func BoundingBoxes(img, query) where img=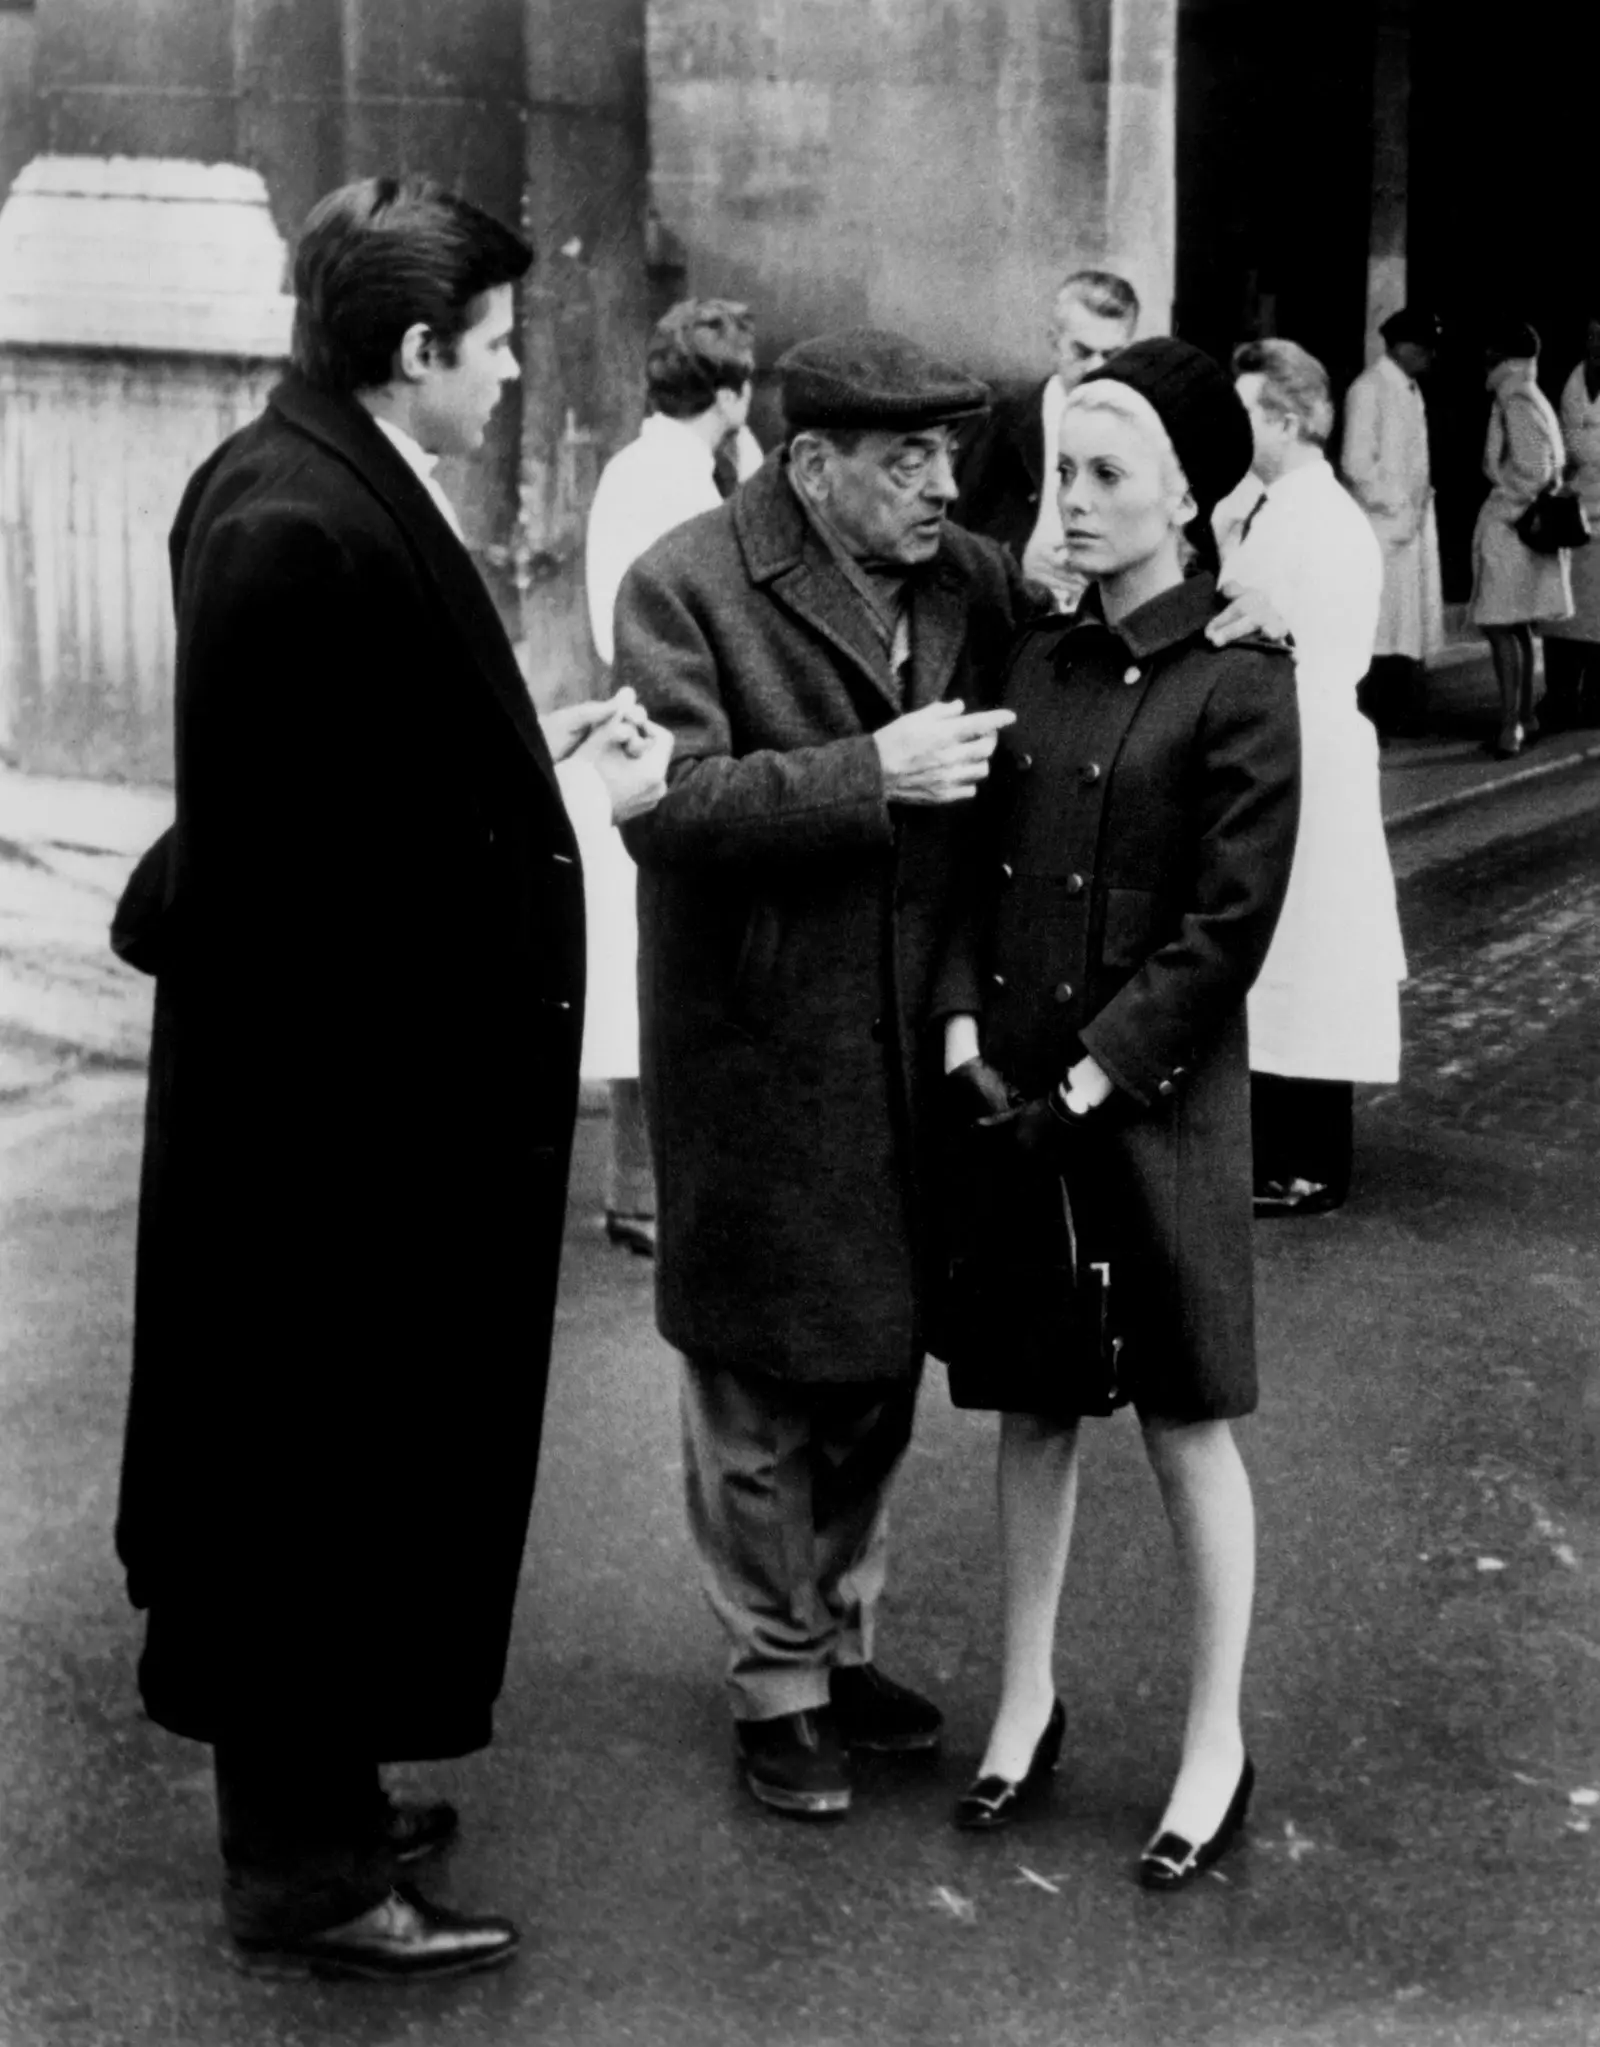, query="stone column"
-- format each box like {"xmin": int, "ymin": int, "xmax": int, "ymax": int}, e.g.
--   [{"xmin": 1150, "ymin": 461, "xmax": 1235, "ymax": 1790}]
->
[
  {"xmin": 645, "ymin": 0, "xmax": 1179, "ymax": 388},
  {"xmin": 518, "ymin": 0, "xmax": 652, "ymax": 709}
]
